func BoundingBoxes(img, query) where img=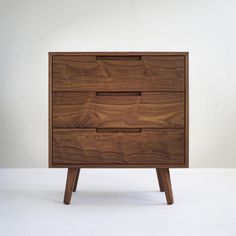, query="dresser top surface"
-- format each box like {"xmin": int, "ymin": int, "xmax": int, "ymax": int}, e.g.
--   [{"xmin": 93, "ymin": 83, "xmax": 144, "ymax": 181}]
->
[{"xmin": 49, "ymin": 52, "xmax": 189, "ymax": 56}]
